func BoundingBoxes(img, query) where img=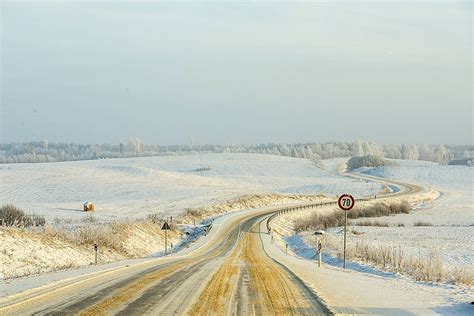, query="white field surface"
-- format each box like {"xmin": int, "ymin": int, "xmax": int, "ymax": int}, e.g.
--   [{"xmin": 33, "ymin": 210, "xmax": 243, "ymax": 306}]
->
[
  {"xmin": 277, "ymin": 158, "xmax": 473, "ymax": 312},
  {"xmin": 349, "ymin": 159, "xmax": 474, "ymax": 269},
  {"xmin": 261, "ymin": 220, "xmax": 472, "ymax": 315},
  {"xmin": 0, "ymin": 153, "xmax": 382, "ymax": 223},
  {"xmin": 0, "ymin": 154, "xmax": 384, "ymax": 279},
  {"xmin": 1, "ymin": 156, "xmax": 472, "ymax": 312}
]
